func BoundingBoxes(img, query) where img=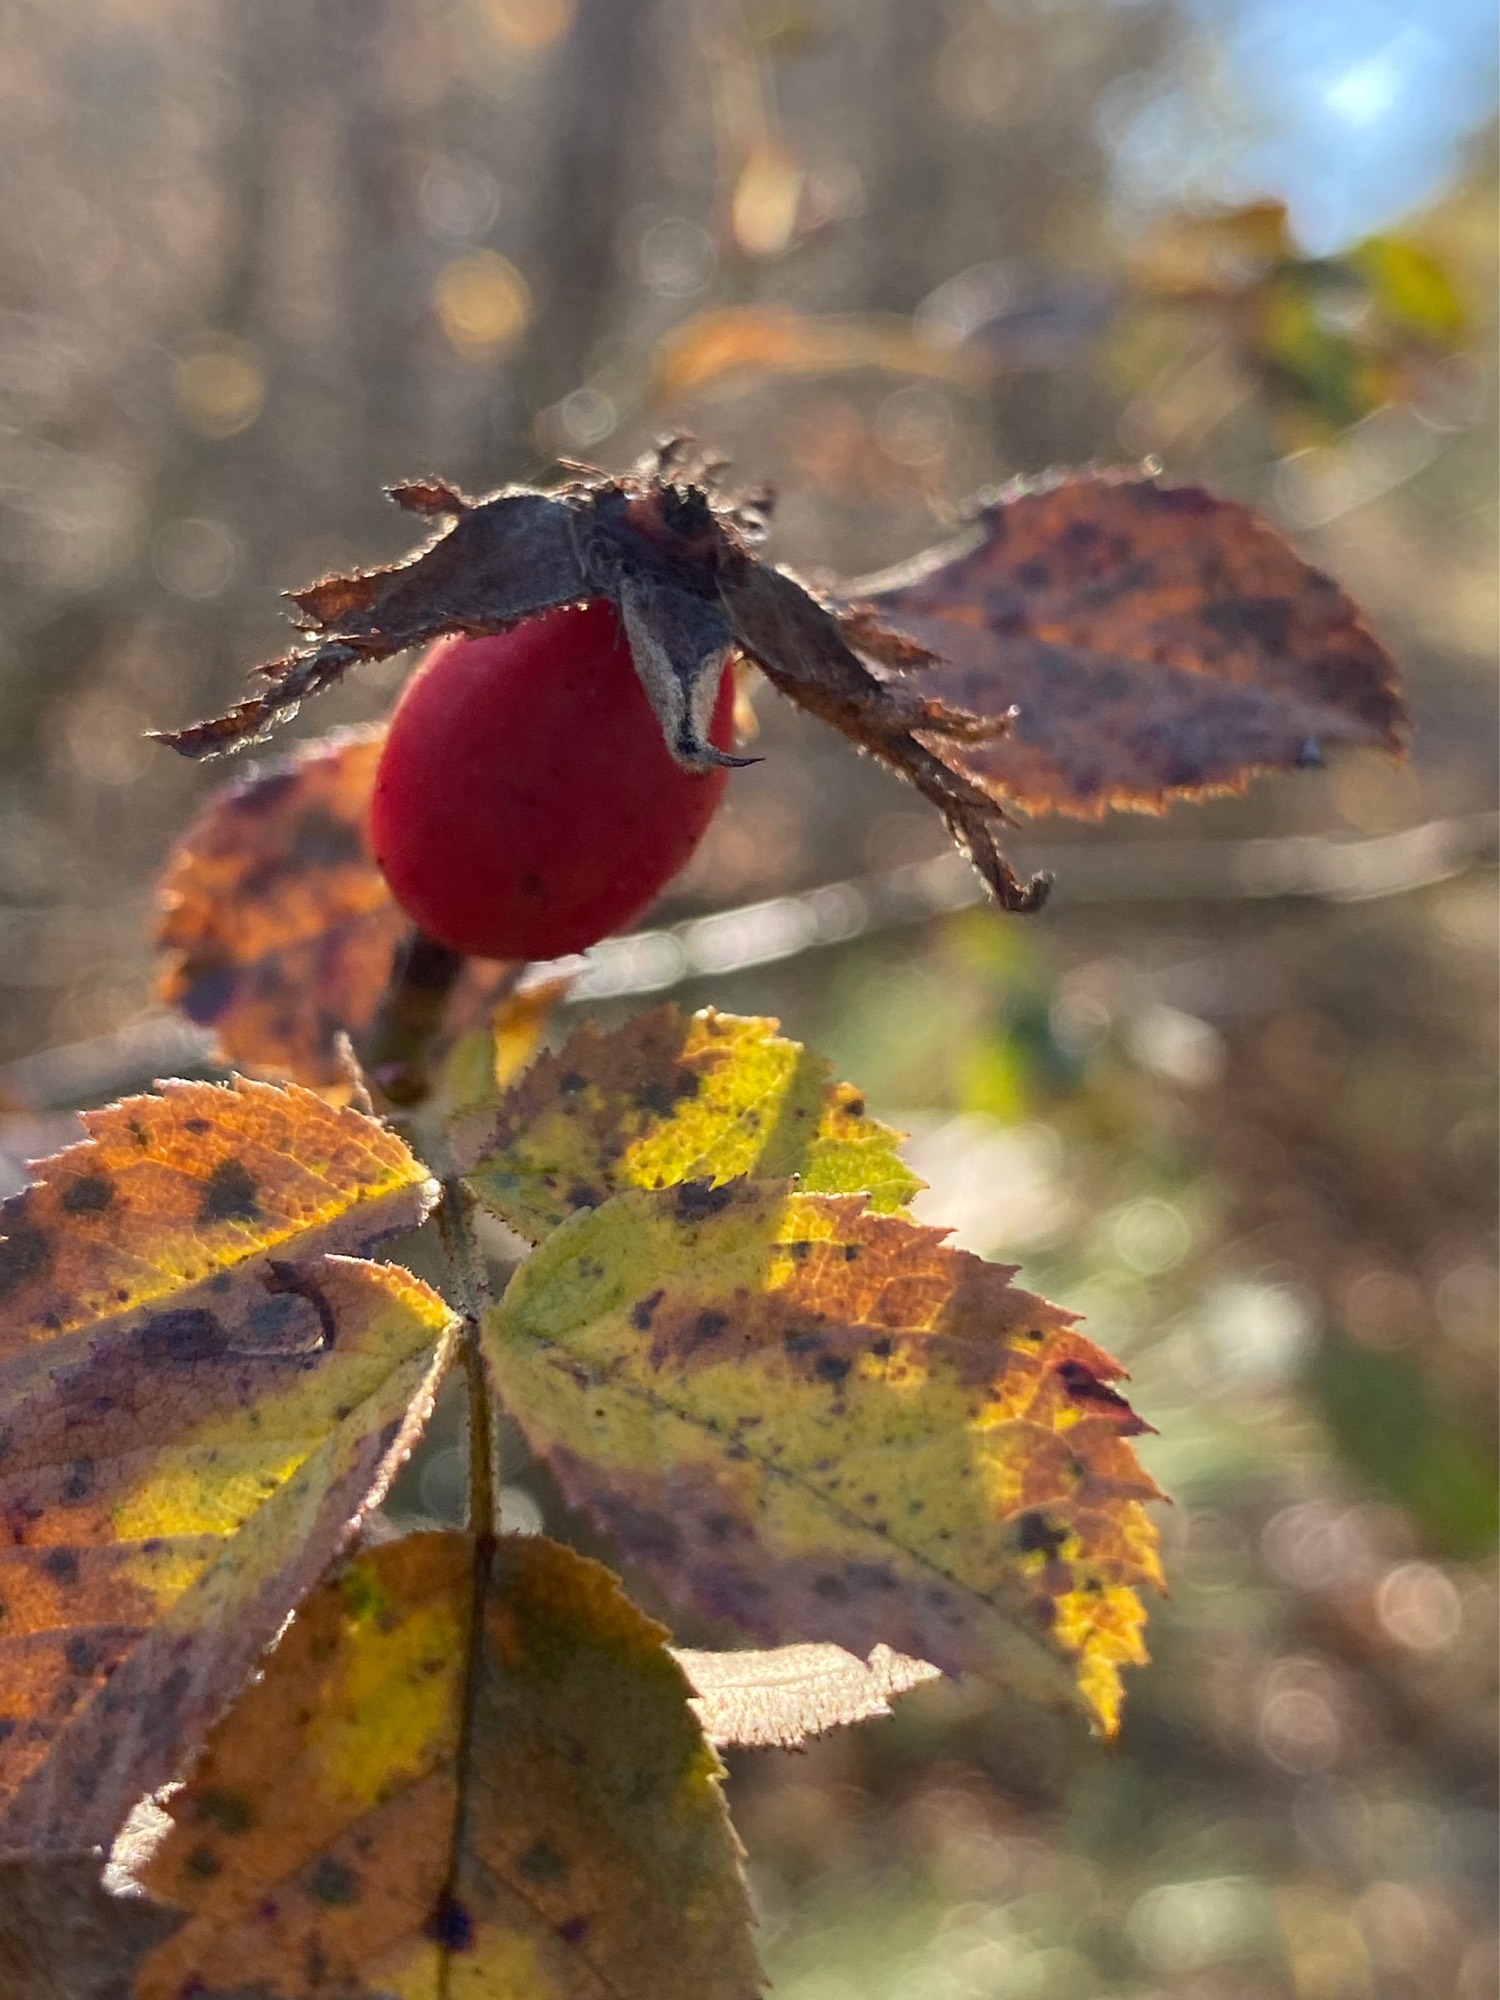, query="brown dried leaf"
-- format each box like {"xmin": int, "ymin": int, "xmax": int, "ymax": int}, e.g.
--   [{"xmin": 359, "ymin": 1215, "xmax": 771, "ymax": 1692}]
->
[
  {"xmin": 132, "ymin": 1531, "xmax": 762, "ymax": 2000},
  {"xmin": 487, "ymin": 1182, "xmax": 1164, "ymax": 1735},
  {"xmin": 676, "ymin": 1642, "xmax": 941, "ymax": 1749},
  {"xmin": 0, "ymin": 1079, "xmax": 454, "ymax": 1853},
  {"xmin": 155, "ymin": 728, "xmax": 514, "ymax": 1092},
  {"xmin": 849, "ymin": 469, "xmax": 1409, "ymax": 818}
]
